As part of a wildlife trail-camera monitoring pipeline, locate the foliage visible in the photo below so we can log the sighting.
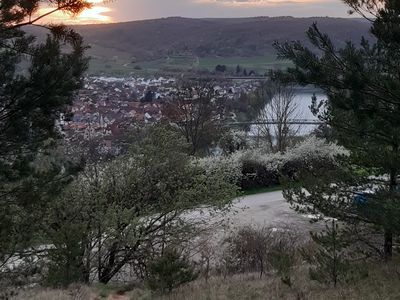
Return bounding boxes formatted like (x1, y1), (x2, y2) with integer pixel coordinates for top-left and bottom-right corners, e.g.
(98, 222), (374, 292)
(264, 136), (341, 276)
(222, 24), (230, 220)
(0, 0), (90, 281)
(303, 220), (350, 287)
(219, 130), (249, 155)
(215, 65), (227, 73)
(222, 225), (300, 280)
(206, 136), (348, 190)
(268, 232), (299, 287)
(43, 125), (238, 286)
(147, 248), (198, 293)
(223, 226), (272, 278)
(276, 0), (400, 258)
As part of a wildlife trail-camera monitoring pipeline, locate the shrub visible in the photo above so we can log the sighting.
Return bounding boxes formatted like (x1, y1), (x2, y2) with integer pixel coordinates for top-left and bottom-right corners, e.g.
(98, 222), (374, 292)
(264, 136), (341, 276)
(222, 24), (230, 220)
(147, 249), (198, 293)
(240, 157), (279, 189)
(223, 226), (272, 278)
(268, 228), (300, 287)
(222, 225), (301, 280)
(215, 137), (349, 190)
(219, 130), (249, 155)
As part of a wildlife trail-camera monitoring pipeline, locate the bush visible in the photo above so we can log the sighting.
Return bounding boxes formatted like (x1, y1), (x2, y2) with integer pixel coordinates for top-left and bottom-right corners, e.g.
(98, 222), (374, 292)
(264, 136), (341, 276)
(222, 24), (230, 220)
(219, 130), (249, 155)
(222, 225), (301, 281)
(214, 136), (349, 191)
(240, 158), (279, 190)
(268, 229), (300, 287)
(223, 226), (272, 278)
(147, 249), (198, 293)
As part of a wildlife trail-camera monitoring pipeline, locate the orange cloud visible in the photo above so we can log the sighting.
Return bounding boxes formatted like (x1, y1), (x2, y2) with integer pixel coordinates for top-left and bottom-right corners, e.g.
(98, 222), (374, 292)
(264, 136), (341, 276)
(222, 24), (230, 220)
(37, 0), (112, 24)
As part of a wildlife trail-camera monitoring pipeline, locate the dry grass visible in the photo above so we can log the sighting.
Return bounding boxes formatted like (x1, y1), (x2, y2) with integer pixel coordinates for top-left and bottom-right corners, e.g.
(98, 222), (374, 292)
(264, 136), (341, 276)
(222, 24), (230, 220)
(12, 284), (93, 300)
(128, 262), (400, 300)
(11, 261), (400, 300)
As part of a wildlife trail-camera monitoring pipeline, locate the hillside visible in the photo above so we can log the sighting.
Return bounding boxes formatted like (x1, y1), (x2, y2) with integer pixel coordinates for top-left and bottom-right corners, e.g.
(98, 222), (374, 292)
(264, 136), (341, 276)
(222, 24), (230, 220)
(30, 17), (373, 75)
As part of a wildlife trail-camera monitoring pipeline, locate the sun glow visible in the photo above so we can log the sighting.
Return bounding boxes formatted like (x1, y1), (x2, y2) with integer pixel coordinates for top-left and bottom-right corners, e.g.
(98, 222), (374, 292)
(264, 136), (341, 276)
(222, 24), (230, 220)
(37, 0), (112, 24)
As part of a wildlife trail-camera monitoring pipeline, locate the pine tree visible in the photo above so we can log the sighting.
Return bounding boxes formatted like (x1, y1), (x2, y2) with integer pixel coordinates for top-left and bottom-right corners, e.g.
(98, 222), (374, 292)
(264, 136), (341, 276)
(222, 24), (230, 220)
(0, 0), (90, 272)
(305, 220), (349, 287)
(276, 0), (400, 259)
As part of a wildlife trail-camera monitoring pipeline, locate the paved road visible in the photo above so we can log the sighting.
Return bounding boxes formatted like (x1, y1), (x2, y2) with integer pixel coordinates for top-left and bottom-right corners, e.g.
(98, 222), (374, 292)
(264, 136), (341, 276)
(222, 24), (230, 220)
(221, 191), (319, 234)
(186, 191), (320, 238)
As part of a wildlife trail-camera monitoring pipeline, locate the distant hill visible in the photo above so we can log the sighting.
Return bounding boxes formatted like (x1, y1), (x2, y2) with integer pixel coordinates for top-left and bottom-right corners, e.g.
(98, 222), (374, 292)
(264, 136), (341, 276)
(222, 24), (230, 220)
(27, 17), (372, 75)
(75, 17), (371, 59)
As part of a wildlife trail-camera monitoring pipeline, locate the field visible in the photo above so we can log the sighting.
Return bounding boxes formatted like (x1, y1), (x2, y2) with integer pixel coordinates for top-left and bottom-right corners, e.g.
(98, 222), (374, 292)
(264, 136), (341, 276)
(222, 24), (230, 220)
(86, 54), (291, 76)
(198, 56), (292, 73)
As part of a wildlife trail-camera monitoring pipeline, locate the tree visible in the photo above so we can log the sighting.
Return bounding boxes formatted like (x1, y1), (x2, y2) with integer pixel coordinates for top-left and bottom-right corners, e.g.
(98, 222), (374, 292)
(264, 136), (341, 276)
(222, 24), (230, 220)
(219, 130), (248, 155)
(304, 220), (350, 287)
(163, 79), (227, 155)
(44, 125), (238, 285)
(147, 248), (198, 293)
(0, 0), (89, 278)
(142, 89), (155, 103)
(276, 0), (400, 259)
(255, 81), (301, 153)
(215, 64), (227, 73)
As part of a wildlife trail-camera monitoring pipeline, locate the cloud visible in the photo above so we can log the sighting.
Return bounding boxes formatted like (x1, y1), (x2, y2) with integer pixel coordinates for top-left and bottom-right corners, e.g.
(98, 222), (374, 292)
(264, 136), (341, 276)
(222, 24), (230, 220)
(37, 5), (112, 24)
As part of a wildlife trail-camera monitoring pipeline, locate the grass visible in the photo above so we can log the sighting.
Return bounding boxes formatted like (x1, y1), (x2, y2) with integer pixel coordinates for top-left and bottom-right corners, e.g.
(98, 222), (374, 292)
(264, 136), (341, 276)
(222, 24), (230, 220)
(85, 53), (292, 76)
(126, 259), (400, 300)
(14, 260), (400, 300)
(198, 56), (292, 73)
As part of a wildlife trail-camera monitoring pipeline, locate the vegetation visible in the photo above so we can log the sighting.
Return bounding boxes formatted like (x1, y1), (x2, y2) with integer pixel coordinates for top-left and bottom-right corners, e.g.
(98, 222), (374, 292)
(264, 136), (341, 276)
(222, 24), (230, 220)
(163, 80), (228, 155)
(303, 220), (350, 287)
(65, 17), (370, 75)
(147, 248), (198, 293)
(0, 0), (90, 290)
(43, 125), (238, 286)
(276, 0), (400, 259)
(2, 0), (400, 299)
(10, 225), (400, 299)
(254, 81), (301, 153)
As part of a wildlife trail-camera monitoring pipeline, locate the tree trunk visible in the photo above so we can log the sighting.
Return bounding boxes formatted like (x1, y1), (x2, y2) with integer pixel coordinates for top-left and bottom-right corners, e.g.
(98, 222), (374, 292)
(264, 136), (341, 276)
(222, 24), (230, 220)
(385, 167), (397, 260)
(384, 230), (393, 261)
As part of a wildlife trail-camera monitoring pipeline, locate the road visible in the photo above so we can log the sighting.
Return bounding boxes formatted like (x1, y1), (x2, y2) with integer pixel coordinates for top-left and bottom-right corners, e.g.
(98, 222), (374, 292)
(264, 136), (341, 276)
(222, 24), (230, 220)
(185, 190), (320, 240)
(223, 191), (317, 232)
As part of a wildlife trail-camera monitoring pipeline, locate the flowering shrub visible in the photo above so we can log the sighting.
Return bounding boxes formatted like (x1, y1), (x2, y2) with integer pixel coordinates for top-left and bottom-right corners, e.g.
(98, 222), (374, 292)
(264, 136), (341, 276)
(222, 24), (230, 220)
(197, 137), (349, 190)
(194, 154), (242, 185)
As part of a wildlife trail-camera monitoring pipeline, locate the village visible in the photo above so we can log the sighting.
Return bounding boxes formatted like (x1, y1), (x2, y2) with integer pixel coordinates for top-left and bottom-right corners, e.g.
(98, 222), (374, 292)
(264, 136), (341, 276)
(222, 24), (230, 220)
(59, 76), (260, 147)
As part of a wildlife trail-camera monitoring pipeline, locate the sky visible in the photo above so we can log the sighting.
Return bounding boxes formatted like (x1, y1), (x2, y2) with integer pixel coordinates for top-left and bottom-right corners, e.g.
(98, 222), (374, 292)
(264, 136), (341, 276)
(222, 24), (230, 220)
(40, 0), (351, 24)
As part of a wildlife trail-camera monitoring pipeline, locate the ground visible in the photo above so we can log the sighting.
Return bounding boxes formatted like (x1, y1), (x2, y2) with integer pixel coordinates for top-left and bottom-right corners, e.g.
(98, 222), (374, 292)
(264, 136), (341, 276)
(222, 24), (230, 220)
(185, 190), (319, 241)
(227, 191), (314, 230)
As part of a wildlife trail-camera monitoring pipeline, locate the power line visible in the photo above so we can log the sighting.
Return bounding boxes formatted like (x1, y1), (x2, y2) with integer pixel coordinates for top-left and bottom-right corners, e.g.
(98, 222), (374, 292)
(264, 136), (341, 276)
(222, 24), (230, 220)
(226, 119), (324, 126)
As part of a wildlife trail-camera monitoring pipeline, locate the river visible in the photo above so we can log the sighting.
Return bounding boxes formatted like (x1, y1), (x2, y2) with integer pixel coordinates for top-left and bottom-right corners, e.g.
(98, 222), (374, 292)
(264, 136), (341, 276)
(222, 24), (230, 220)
(250, 86), (326, 136)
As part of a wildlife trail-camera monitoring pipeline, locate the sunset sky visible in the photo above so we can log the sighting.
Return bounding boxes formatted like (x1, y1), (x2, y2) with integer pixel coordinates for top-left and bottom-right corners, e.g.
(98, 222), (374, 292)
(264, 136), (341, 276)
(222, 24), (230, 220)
(42, 0), (350, 24)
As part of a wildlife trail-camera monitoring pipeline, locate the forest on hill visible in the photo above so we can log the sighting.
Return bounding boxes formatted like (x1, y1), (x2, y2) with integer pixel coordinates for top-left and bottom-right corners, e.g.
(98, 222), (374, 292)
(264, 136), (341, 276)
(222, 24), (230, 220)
(27, 17), (371, 74)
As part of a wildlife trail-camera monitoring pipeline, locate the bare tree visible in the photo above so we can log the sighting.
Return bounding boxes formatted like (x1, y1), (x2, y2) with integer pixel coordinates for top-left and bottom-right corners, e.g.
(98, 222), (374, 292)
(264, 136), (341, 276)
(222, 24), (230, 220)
(163, 79), (226, 155)
(256, 82), (301, 153)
